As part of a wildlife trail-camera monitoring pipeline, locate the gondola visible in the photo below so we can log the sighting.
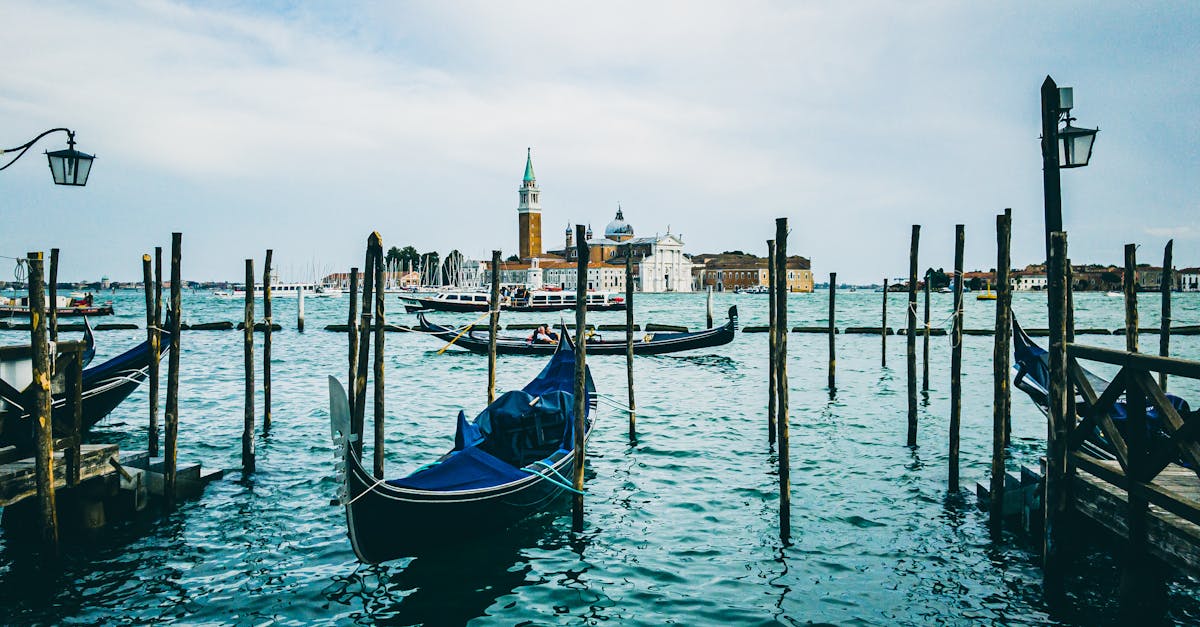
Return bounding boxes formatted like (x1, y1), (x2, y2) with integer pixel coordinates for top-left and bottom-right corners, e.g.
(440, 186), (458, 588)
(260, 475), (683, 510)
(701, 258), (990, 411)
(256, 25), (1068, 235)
(0, 319), (169, 448)
(1012, 316), (1196, 458)
(416, 305), (738, 356)
(328, 331), (596, 564)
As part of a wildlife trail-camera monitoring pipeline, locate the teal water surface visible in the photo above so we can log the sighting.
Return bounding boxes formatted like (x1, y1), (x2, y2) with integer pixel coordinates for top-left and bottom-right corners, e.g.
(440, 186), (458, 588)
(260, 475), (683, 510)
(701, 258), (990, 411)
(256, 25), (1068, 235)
(1, 289), (1200, 625)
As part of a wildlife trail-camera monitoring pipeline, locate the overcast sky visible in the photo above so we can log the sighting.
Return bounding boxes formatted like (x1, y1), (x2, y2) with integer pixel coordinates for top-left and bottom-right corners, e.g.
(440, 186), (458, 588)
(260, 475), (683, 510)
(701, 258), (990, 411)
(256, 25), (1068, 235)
(2, 1), (1197, 283)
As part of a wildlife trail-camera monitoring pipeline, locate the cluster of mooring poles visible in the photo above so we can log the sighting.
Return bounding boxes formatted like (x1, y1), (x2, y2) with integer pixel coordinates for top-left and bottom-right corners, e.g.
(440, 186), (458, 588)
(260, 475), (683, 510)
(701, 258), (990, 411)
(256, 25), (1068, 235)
(240, 249), (280, 473)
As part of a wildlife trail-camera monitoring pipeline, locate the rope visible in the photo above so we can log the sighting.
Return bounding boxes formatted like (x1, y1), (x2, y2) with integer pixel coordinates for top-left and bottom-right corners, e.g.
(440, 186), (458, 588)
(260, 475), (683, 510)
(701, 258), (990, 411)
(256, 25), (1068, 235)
(435, 308), (502, 354)
(346, 475), (389, 505)
(519, 461), (584, 495)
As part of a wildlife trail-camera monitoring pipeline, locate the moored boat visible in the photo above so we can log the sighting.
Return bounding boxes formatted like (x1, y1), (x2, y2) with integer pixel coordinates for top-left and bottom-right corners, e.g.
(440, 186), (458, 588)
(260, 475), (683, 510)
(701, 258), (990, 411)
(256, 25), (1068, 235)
(328, 331), (596, 563)
(417, 306), (739, 356)
(402, 289), (626, 313)
(0, 292), (114, 317)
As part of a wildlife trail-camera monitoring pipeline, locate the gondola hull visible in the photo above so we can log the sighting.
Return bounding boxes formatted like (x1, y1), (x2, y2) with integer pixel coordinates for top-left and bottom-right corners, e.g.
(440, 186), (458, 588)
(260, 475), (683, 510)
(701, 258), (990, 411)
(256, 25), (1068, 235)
(0, 305), (115, 318)
(0, 329), (168, 448)
(417, 306), (738, 356)
(329, 331), (596, 564)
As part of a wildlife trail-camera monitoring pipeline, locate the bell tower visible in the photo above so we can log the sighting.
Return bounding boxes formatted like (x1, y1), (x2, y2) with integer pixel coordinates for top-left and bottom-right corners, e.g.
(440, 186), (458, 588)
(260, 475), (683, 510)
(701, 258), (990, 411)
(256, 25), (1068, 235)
(517, 148), (542, 259)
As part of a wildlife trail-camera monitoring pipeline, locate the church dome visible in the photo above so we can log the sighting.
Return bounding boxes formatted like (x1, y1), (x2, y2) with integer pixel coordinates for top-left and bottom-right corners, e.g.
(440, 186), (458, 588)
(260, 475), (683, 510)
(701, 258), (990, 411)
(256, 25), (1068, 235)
(604, 208), (634, 241)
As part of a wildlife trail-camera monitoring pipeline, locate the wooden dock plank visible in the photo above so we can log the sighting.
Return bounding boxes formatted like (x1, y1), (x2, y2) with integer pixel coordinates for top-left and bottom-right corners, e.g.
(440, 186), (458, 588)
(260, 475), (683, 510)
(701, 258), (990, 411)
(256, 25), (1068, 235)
(0, 444), (119, 507)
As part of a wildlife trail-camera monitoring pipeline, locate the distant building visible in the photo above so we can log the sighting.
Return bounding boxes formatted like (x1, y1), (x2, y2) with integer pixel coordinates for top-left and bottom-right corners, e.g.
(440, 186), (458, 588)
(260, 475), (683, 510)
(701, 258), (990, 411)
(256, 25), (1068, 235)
(1179, 268), (1200, 292)
(691, 253), (813, 292)
(517, 148), (543, 260)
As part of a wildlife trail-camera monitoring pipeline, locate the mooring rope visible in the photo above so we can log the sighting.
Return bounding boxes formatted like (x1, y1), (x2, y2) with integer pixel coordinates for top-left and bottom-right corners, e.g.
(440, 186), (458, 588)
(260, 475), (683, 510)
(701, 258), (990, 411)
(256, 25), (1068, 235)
(435, 308), (502, 354)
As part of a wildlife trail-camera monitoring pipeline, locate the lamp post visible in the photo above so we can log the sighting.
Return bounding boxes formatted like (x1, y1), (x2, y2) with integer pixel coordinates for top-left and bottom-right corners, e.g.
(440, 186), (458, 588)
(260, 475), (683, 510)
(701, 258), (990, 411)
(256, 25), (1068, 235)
(0, 128), (95, 186)
(1040, 74), (1097, 598)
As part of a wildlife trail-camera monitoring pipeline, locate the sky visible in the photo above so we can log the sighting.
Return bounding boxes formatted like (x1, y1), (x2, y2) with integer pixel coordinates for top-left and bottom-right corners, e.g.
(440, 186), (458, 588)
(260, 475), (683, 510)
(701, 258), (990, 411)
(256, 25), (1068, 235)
(1, 1), (1198, 283)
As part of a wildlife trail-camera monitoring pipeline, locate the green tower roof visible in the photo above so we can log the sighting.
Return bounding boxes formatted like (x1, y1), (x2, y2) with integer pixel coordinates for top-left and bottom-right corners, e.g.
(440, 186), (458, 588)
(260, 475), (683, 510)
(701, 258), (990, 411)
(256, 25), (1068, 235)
(523, 147), (535, 183)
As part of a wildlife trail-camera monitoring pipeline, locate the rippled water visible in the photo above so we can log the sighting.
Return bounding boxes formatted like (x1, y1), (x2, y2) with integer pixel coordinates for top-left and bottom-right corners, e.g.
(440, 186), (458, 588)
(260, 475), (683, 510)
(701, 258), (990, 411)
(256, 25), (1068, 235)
(2, 289), (1200, 625)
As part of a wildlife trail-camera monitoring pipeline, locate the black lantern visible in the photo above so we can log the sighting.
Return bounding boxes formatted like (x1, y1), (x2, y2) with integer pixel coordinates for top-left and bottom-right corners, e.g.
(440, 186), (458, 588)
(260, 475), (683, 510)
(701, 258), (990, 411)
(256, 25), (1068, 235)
(1057, 123), (1098, 169)
(1, 128), (94, 186)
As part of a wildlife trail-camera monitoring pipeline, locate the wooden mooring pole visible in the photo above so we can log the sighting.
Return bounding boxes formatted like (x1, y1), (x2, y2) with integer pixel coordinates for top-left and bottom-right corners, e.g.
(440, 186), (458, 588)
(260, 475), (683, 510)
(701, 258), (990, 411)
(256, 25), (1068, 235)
(625, 244), (636, 440)
(1125, 244), (1138, 353)
(371, 234), (385, 480)
(48, 248), (59, 343)
(297, 286), (305, 333)
(1160, 240), (1173, 391)
(488, 250), (500, 404)
(990, 209), (1012, 524)
(243, 259), (255, 473)
(907, 225), (919, 446)
(352, 247), (375, 461)
(142, 254), (160, 457)
(949, 225), (964, 491)
(262, 249), (273, 434)
(572, 225), (589, 532)
(767, 240), (777, 445)
(706, 285), (713, 329)
(881, 278), (887, 368)
(27, 252), (58, 552)
(923, 269), (930, 392)
(164, 233), (182, 507)
(828, 272), (836, 394)
(154, 246), (163, 455)
(775, 218), (791, 541)
(347, 268), (359, 419)
(1043, 230), (1069, 596)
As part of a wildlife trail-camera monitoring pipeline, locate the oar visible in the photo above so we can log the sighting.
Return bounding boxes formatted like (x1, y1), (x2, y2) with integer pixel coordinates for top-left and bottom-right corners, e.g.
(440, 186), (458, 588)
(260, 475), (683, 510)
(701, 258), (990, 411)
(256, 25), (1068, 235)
(436, 309), (496, 355)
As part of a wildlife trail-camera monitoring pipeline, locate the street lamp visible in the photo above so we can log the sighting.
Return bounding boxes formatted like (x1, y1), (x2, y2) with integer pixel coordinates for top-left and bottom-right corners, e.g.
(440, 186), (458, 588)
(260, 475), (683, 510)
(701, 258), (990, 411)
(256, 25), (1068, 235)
(0, 128), (95, 186)
(1040, 77), (1098, 258)
(1055, 87), (1099, 169)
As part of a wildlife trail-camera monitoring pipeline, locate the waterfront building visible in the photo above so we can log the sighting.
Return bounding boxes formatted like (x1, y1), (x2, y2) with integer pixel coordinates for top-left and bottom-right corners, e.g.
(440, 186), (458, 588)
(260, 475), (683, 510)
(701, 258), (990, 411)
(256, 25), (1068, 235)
(691, 252), (813, 292)
(1180, 268), (1200, 292)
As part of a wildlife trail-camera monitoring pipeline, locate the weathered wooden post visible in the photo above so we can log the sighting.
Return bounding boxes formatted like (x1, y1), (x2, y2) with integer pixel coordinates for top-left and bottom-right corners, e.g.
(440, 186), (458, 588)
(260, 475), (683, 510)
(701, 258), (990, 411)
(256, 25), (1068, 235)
(625, 244), (636, 440)
(923, 269), (931, 392)
(154, 246), (163, 452)
(243, 259), (255, 473)
(67, 343), (83, 487)
(488, 250), (501, 403)
(352, 247), (375, 460)
(1125, 244), (1138, 353)
(1043, 231), (1069, 596)
(990, 209), (1012, 524)
(1160, 240), (1173, 391)
(371, 234), (386, 480)
(907, 225), (920, 446)
(1066, 261), (1076, 343)
(48, 248), (59, 343)
(706, 286), (713, 329)
(297, 285), (305, 333)
(775, 218), (791, 541)
(27, 252), (58, 552)
(347, 268), (359, 419)
(572, 225), (589, 532)
(164, 233), (183, 506)
(767, 240), (777, 445)
(949, 225), (964, 491)
(881, 278), (888, 368)
(262, 249), (273, 433)
(828, 272), (836, 394)
(142, 254), (160, 457)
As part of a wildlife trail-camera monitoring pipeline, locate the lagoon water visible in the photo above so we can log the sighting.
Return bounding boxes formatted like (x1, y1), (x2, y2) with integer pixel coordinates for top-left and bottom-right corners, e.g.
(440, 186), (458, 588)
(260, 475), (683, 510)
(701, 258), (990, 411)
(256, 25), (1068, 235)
(2, 288), (1200, 625)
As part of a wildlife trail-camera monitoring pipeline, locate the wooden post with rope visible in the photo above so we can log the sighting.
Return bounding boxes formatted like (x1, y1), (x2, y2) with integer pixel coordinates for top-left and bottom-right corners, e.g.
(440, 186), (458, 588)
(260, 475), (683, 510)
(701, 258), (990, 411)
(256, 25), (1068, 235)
(625, 244), (636, 440)
(153, 246), (163, 456)
(164, 233), (182, 507)
(27, 252), (58, 552)
(923, 268), (931, 392)
(572, 224), (589, 533)
(352, 246), (375, 461)
(950, 225), (964, 491)
(262, 249), (273, 433)
(907, 225), (920, 445)
(488, 250), (500, 403)
(243, 259), (255, 473)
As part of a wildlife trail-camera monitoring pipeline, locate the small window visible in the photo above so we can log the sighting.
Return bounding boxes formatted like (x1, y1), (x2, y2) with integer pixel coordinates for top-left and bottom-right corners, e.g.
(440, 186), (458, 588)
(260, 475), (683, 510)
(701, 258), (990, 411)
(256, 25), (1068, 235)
(446, 295), (459, 300)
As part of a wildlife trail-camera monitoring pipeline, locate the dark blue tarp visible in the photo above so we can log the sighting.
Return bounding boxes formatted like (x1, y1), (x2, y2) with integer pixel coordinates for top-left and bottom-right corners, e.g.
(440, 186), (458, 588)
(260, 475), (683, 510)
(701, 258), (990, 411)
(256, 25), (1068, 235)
(389, 335), (592, 492)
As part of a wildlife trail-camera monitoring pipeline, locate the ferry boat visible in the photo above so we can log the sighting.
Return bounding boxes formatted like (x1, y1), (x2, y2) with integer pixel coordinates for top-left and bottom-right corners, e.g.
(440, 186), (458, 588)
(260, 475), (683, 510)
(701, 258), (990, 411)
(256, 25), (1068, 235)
(735, 285), (770, 294)
(401, 289), (626, 313)
(231, 282), (343, 298)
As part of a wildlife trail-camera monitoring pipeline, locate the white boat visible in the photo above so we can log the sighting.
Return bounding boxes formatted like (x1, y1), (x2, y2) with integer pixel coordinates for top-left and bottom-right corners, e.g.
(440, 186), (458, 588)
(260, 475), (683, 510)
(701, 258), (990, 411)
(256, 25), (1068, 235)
(233, 282), (343, 298)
